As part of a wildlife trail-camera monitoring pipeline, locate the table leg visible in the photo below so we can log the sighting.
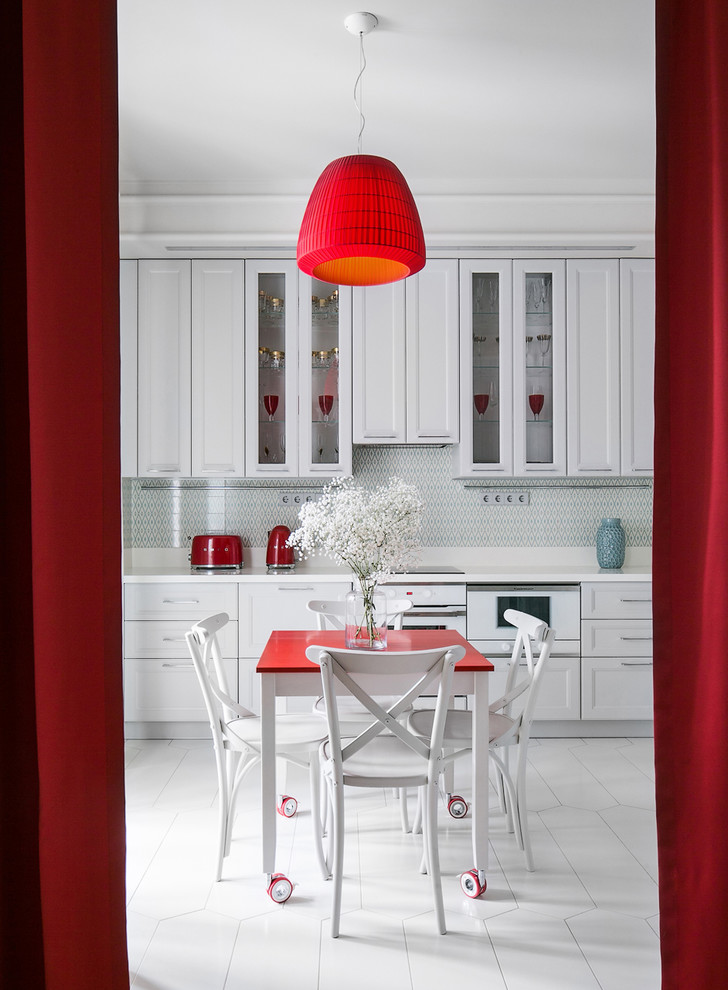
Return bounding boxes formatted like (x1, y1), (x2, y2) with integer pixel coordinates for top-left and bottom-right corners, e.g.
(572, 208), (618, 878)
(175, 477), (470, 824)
(260, 672), (277, 877)
(470, 671), (489, 881)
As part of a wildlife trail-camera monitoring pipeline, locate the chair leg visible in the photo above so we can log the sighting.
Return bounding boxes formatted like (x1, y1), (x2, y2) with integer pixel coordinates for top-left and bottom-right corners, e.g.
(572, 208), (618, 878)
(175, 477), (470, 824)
(424, 778), (446, 935)
(329, 777), (345, 938)
(213, 744), (230, 882)
(308, 753), (331, 880)
(515, 744), (535, 871)
(398, 788), (411, 833)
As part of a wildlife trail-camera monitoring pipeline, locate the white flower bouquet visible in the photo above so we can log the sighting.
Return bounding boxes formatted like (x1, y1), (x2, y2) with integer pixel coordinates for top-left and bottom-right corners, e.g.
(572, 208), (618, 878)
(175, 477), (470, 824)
(288, 477), (424, 645)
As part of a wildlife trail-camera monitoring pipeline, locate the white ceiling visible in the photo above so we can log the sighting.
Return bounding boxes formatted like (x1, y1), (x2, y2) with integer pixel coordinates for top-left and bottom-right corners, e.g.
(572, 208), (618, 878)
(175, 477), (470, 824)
(117, 0), (656, 254)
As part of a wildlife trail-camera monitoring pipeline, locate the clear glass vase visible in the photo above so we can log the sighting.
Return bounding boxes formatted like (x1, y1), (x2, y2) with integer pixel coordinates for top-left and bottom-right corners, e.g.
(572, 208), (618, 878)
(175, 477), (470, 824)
(345, 585), (388, 650)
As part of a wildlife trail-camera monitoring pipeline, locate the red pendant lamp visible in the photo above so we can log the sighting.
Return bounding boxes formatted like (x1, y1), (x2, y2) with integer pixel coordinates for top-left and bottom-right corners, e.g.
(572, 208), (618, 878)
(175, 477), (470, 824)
(296, 13), (426, 287)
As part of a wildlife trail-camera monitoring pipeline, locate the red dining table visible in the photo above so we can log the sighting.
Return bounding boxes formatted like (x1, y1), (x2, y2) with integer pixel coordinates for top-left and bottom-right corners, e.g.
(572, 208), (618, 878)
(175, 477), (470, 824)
(256, 628), (494, 899)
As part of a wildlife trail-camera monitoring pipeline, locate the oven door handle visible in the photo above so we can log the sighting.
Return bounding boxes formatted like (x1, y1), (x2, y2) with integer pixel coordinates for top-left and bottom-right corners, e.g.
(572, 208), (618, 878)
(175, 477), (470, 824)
(406, 609), (466, 618)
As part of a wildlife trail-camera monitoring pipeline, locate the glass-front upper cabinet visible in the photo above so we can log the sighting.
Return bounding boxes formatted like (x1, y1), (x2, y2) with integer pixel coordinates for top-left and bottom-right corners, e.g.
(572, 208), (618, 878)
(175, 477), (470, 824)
(297, 274), (352, 477)
(513, 260), (566, 475)
(244, 260), (299, 476)
(453, 261), (513, 475)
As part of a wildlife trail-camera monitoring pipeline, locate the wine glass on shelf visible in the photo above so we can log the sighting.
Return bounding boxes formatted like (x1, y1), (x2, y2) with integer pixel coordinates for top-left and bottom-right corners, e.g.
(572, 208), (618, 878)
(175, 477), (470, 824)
(473, 335), (487, 361)
(318, 394), (334, 422)
(528, 387), (545, 421)
(473, 393), (489, 420)
(263, 394), (279, 421)
(537, 334), (551, 365)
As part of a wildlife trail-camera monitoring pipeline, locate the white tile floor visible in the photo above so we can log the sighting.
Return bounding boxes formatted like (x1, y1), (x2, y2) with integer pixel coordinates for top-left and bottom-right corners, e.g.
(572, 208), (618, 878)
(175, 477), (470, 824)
(125, 736), (660, 990)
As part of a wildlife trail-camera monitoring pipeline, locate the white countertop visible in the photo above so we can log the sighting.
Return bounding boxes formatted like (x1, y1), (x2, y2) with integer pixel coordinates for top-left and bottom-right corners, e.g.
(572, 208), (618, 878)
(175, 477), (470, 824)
(123, 547), (651, 584)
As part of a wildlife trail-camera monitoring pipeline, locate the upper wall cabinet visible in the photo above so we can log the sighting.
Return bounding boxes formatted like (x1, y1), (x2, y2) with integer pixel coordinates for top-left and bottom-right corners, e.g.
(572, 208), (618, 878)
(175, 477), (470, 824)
(453, 260), (567, 476)
(243, 261), (353, 478)
(123, 258), (352, 479)
(566, 258), (655, 476)
(620, 259), (655, 475)
(137, 260), (193, 477)
(352, 259), (459, 444)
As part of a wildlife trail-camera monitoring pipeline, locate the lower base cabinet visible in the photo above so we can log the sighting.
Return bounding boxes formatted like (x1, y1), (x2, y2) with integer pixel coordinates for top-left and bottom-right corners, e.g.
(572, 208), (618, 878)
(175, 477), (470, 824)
(480, 649), (581, 721)
(581, 581), (653, 721)
(123, 578), (351, 734)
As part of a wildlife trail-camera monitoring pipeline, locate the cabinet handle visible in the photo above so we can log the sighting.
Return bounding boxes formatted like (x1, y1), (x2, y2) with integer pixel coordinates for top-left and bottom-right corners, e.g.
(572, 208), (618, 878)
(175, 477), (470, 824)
(619, 635), (653, 641)
(619, 598), (651, 604)
(146, 469), (180, 473)
(162, 662), (193, 668)
(162, 599), (200, 604)
(620, 660), (653, 667)
(277, 586), (315, 591)
(162, 637), (188, 642)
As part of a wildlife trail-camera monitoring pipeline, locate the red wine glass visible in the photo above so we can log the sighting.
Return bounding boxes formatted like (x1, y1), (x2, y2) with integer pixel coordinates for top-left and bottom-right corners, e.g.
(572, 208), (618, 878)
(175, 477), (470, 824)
(318, 394), (334, 422)
(263, 394), (279, 421)
(528, 393), (545, 420)
(473, 394), (489, 420)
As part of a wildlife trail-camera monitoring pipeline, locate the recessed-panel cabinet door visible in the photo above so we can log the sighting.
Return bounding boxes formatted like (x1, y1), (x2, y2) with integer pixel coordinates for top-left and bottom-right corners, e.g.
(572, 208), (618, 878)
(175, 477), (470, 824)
(405, 259), (459, 442)
(137, 260), (191, 476)
(567, 260), (620, 475)
(191, 261), (244, 476)
(352, 281), (406, 442)
(620, 259), (655, 475)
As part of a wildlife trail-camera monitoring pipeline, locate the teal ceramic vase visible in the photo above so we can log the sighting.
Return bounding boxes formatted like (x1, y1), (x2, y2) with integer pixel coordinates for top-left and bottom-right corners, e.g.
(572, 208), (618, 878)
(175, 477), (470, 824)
(596, 517), (626, 569)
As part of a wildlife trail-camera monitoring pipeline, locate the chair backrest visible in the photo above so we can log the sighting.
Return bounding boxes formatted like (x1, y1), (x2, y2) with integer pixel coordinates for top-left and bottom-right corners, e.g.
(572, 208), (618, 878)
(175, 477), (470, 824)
(307, 597), (413, 631)
(305, 643), (465, 769)
(185, 612), (254, 738)
(496, 608), (555, 733)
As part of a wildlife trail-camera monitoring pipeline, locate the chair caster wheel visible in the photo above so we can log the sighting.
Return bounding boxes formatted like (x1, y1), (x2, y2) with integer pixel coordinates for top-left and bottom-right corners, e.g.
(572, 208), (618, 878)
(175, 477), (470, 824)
(460, 869), (487, 898)
(267, 873), (293, 903)
(447, 794), (469, 819)
(277, 795), (298, 818)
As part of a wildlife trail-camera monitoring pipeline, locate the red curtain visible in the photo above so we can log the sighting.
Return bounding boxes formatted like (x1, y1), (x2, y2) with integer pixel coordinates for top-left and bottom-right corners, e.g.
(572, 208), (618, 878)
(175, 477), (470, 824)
(654, 1), (728, 987)
(1, 1), (128, 988)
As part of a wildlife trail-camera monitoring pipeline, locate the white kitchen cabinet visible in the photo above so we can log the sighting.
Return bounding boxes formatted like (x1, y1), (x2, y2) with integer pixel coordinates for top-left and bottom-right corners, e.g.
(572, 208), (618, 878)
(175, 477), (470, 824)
(191, 261), (244, 476)
(620, 259), (655, 475)
(566, 259), (655, 476)
(238, 580), (351, 711)
(136, 259), (245, 478)
(123, 580), (239, 731)
(513, 260), (567, 475)
(297, 275), (353, 477)
(581, 581), (653, 720)
(137, 260), (192, 476)
(353, 259), (459, 444)
(453, 261), (513, 475)
(474, 648), (580, 721)
(454, 260), (566, 476)
(567, 260), (621, 474)
(120, 260), (138, 477)
(244, 260), (300, 476)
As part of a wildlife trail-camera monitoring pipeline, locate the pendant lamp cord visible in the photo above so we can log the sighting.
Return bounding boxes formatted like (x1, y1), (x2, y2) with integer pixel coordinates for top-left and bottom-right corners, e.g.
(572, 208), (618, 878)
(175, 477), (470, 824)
(354, 30), (366, 154)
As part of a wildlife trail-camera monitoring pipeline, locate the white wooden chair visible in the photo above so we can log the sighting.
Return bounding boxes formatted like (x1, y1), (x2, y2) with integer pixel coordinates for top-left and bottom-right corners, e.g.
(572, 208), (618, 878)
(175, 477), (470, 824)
(306, 642), (465, 937)
(186, 612), (330, 889)
(408, 608), (555, 875)
(307, 596), (415, 831)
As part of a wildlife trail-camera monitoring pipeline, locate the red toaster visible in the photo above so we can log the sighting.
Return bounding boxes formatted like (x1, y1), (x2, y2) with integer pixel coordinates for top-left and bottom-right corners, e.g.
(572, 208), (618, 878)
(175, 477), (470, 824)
(190, 534), (244, 569)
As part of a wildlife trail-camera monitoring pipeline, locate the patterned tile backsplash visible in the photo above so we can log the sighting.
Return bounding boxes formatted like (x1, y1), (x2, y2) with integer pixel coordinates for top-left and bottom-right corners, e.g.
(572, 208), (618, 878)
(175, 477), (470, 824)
(123, 447), (652, 550)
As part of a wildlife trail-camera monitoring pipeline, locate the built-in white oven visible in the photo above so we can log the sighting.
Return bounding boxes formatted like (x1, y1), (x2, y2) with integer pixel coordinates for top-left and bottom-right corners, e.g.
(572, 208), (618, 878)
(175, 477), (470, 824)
(381, 580), (467, 636)
(466, 584), (580, 654)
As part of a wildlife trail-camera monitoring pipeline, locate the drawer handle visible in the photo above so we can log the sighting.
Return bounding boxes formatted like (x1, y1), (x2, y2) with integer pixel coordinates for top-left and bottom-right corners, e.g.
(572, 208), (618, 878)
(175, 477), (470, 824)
(619, 598), (651, 604)
(162, 662), (193, 668)
(161, 599), (200, 604)
(162, 637), (188, 642)
(620, 660), (653, 667)
(619, 636), (653, 641)
(277, 586), (315, 591)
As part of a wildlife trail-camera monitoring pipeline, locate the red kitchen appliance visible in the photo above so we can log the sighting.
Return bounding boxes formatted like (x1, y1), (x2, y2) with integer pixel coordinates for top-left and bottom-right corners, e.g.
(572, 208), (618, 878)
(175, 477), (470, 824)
(266, 525), (295, 570)
(190, 534), (244, 570)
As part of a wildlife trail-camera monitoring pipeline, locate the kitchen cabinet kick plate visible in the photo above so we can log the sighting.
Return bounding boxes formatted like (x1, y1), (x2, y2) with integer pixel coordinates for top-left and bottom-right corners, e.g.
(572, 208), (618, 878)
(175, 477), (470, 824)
(479, 491), (530, 505)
